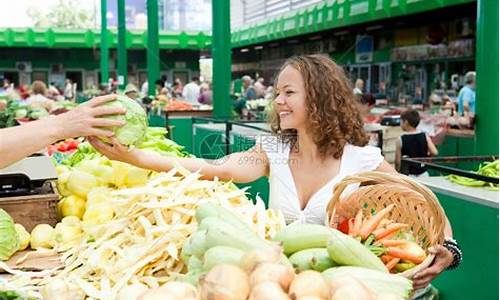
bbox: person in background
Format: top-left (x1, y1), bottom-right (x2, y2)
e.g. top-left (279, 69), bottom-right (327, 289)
top-left (395, 109), bottom-right (438, 177)
top-left (355, 93), bottom-right (376, 120)
top-left (457, 71), bottom-right (476, 116)
top-left (353, 78), bottom-right (364, 95)
top-left (155, 79), bottom-right (168, 96)
top-left (1, 78), bottom-right (11, 91)
top-left (242, 75), bottom-right (257, 100)
top-left (374, 81), bottom-right (388, 104)
top-left (26, 80), bottom-right (54, 110)
top-left (198, 82), bottom-right (212, 105)
top-left (234, 75), bottom-right (257, 119)
top-left (141, 79), bottom-right (149, 96)
top-left (124, 84), bottom-right (141, 105)
top-left (254, 77), bottom-right (267, 98)
top-left (47, 82), bottom-right (61, 99)
top-left (172, 78), bottom-right (184, 98)
top-left (64, 79), bottom-right (74, 101)
top-left (182, 76), bottom-right (200, 104)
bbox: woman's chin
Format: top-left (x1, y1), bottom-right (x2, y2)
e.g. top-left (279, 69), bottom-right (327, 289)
top-left (279, 121), bottom-right (295, 130)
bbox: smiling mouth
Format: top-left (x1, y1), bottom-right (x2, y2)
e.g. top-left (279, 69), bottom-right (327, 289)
top-left (279, 111), bottom-right (292, 117)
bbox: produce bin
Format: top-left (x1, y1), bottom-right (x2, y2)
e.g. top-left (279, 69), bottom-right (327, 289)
top-left (0, 183), bottom-right (58, 231)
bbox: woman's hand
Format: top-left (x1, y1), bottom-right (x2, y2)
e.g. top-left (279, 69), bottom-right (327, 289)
top-left (50, 94), bottom-right (126, 140)
top-left (88, 136), bottom-right (145, 167)
top-left (413, 245), bottom-right (454, 290)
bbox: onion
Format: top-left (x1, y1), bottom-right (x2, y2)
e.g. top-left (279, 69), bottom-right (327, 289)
top-left (288, 270), bottom-right (329, 300)
top-left (249, 281), bottom-right (291, 300)
top-left (117, 283), bottom-right (149, 300)
top-left (240, 245), bottom-right (282, 273)
top-left (200, 264), bottom-right (250, 300)
top-left (328, 276), bottom-right (375, 300)
top-left (138, 281), bottom-right (198, 300)
top-left (250, 262), bottom-right (295, 291)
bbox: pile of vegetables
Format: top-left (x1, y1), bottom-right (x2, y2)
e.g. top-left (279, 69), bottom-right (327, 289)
top-left (165, 99), bottom-right (193, 111)
top-left (47, 139), bottom-right (80, 156)
top-left (446, 160), bottom-right (498, 190)
top-left (0, 101), bottom-right (37, 128)
top-left (336, 205), bottom-right (427, 273)
top-left (168, 220), bottom-right (412, 300)
top-left (53, 127), bottom-right (190, 222)
top-left (0, 99), bottom-right (77, 129)
top-left (2, 168), bottom-right (285, 299)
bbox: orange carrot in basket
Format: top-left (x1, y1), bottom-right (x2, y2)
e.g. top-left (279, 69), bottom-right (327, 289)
top-left (372, 223), bottom-right (409, 240)
top-left (376, 218), bottom-right (393, 229)
top-left (378, 231), bottom-right (397, 241)
top-left (358, 204), bottom-right (395, 240)
top-left (351, 209), bottom-right (363, 237)
top-left (378, 239), bottom-right (409, 247)
top-left (380, 255), bottom-right (393, 264)
top-left (386, 246), bottom-right (426, 264)
top-left (385, 257), bottom-right (401, 272)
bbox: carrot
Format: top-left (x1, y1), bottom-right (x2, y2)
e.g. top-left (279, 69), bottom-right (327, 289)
top-left (386, 247), bottom-right (426, 264)
top-left (380, 255), bottom-right (393, 264)
top-left (358, 204), bottom-right (395, 240)
top-left (376, 218), bottom-right (393, 229)
top-left (378, 239), bottom-right (409, 247)
top-left (351, 209), bottom-right (363, 237)
top-left (378, 231), bottom-right (397, 241)
top-left (372, 223), bottom-right (408, 240)
top-left (385, 257), bottom-right (400, 272)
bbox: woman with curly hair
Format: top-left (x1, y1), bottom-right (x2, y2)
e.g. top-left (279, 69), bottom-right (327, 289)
top-left (90, 55), bottom-right (456, 289)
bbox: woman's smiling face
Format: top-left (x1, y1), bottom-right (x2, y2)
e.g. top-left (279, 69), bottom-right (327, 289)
top-left (274, 66), bottom-right (308, 131)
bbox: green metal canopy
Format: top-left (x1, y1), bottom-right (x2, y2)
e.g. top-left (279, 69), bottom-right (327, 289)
top-left (0, 27), bottom-right (211, 50)
top-left (230, 0), bottom-right (475, 48)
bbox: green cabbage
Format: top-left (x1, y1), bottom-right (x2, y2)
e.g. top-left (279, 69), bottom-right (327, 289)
top-left (0, 209), bottom-right (20, 261)
top-left (101, 95), bottom-right (148, 146)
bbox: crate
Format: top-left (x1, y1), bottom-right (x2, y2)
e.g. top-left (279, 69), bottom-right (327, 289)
top-left (0, 182), bottom-right (58, 231)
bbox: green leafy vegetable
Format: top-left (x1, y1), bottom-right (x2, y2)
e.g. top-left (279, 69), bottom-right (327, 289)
top-left (99, 95), bottom-right (148, 146)
top-left (0, 209), bottom-right (20, 261)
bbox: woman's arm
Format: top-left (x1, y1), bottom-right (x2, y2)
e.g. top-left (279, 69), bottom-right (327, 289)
top-left (0, 95), bottom-right (124, 169)
top-left (426, 134), bottom-right (439, 156)
top-left (89, 137), bottom-right (269, 183)
top-left (375, 159), bottom-right (398, 174)
top-left (395, 139), bottom-right (402, 172)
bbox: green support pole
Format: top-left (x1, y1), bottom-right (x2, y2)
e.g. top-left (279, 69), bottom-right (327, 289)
top-left (117, 0), bottom-right (127, 90)
top-left (212, 0), bottom-right (232, 118)
top-left (100, 0), bottom-right (109, 86)
top-left (146, 0), bottom-right (160, 96)
top-left (475, 0), bottom-right (499, 155)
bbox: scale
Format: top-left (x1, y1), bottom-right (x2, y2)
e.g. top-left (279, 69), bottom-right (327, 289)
top-left (380, 115), bottom-right (401, 126)
top-left (0, 154), bottom-right (57, 197)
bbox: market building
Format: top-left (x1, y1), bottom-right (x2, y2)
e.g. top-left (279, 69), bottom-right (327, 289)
top-left (0, 0), bottom-right (497, 299)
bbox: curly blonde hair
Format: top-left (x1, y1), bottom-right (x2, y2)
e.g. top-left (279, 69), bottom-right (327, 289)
top-left (268, 55), bottom-right (368, 159)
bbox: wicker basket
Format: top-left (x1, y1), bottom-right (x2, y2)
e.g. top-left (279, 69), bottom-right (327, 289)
top-left (326, 171), bottom-right (446, 278)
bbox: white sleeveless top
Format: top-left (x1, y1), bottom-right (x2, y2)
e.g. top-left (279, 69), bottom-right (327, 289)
top-left (260, 137), bottom-right (383, 225)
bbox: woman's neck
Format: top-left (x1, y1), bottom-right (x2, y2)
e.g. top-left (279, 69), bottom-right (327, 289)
top-left (294, 129), bottom-right (322, 161)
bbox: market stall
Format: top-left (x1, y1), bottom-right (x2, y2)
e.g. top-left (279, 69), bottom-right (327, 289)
top-left (401, 156), bottom-right (498, 299)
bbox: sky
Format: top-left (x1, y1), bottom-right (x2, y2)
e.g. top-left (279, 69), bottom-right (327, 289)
top-left (0, 0), bottom-right (211, 31)
top-left (0, 0), bottom-right (100, 28)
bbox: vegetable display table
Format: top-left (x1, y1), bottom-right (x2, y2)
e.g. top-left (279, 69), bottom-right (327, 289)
top-left (416, 176), bottom-right (498, 300)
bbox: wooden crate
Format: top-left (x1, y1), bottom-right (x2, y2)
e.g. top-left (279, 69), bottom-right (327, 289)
top-left (0, 183), bottom-right (58, 231)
